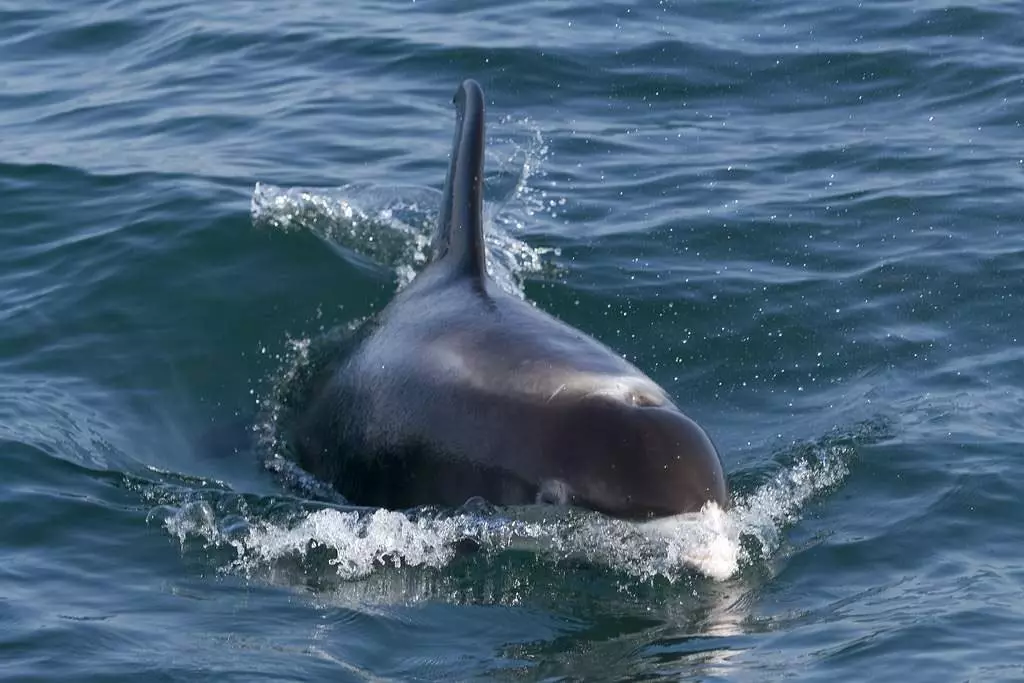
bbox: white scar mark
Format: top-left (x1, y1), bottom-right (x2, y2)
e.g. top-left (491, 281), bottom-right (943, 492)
top-left (547, 383), bottom-right (567, 402)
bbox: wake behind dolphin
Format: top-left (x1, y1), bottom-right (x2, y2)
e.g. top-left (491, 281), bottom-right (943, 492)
top-left (281, 80), bottom-right (727, 519)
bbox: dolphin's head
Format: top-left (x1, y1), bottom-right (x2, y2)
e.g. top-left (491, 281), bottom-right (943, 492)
top-left (542, 390), bottom-right (728, 519)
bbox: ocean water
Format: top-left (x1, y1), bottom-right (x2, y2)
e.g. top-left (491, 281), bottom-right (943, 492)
top-left (2, 0), bottom-right (1022, 680)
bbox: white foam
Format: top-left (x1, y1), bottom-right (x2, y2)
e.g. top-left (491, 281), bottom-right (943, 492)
top-left (157, 437), bottom-right (851, 589)
top-left (231, 508), bottom-right (460, 578)
top-left (637, 503), bottom-right (740, 581)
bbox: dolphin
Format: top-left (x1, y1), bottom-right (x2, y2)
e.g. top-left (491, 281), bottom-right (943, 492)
top-left (284, 79), bottom-right (727, 519)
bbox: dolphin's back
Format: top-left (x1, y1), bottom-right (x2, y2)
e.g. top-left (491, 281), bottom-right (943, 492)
top-left (286, 79), bottom-right (728, 518)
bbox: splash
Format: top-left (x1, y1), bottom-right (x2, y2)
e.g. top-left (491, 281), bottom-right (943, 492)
top-left (249, 117), bottom-right (561, 296)
top-left (728, 448), bottom-right (850, 561)
top-left (151, 425), bottom-right (863, 591)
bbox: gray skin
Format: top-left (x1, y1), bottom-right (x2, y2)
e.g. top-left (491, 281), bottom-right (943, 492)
top-left (288, 79), bottom-right (727, 519)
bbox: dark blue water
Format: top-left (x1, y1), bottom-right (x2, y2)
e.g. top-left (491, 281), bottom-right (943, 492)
top-left (3, 1), bottom-right (1023, 680)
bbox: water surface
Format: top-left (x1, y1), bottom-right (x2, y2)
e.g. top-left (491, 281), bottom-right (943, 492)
top-left (2, 0), bottom-right (1023, 680)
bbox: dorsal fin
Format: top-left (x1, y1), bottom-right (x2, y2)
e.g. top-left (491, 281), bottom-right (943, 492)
top-left (432, 79), bottom-right (486, 281)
